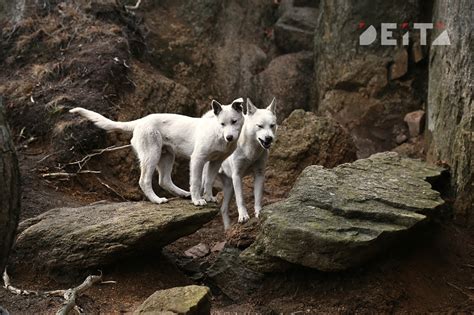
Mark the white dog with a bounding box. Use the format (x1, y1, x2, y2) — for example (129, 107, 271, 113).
(203, 98, 277, 229)
(69, 98, 244, 206)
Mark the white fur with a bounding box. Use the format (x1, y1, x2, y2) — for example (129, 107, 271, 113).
(70, 98, 244, 206)
(203, 98, 277, 229)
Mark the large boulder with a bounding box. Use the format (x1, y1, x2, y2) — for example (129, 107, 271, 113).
(134, 285, 211, 315)
(266, 110, 357, 197)
(206, 247, 263, 302)
(254, 52, 313, 122)
(274, 2, 319, 53)
(313, 0, 429, 157)
(242, 152, 445, 272)
(210, 0, 273, 102)
(427, 0, 473, 225)
(11, 200, 217, 276)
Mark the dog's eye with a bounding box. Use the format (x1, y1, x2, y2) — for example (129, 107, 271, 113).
(231, 120, 237, 125)
(221, 123, 225, 126)
(257, 125, 263, 128)
(270, 124, 275, 128)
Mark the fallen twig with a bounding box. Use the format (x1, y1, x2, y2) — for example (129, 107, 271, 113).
(447, 281, 472, 299)
(56, 274, 103, 315)
(36, 150, 65, 164)
(3, 269, 113, 314)
(66, 144, 131, 171)
(41, 170, 101, 178)
(3, 270, 40, 296)
(96, 177, 127, 201)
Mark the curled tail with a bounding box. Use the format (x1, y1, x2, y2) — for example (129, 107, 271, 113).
(69, 107, 137, 132)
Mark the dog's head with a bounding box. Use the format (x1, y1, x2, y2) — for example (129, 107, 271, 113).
(246, 98, 277, 149)
(211, 97, 244, 143)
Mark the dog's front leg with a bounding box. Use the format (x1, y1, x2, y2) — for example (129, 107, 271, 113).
(232, 167, 249, 223)
(203, 160, 222, 203)
(190, 154, 207, 206)
(253, 160, 266, 218)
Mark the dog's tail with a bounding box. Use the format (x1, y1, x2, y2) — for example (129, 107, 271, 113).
(69, 107, 137, 132)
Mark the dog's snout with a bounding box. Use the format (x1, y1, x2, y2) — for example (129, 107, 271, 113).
(226, 135, 234, 142)
(264, 136, 273, 143)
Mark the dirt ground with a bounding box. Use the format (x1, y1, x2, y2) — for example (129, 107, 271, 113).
(0, 147, 473, 314)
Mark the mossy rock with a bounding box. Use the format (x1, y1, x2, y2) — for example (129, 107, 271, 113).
(134, 285, 211, 315)
(242, 152, 445, 272)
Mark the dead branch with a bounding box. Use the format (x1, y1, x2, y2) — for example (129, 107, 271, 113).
(3, 270, 40, 296)
(42, 170, 101, 178)
(125, 0, 142, 11)
(36, 150, 65, 164)
(3, 269, 113, 314)
(96, 177, 127, 201)
(66, 144, 131, 171)
(56, 274, 103, 315)
(446, 281, 473, 299)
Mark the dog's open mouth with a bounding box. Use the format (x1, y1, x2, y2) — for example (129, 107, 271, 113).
(259, 138, 272, 149)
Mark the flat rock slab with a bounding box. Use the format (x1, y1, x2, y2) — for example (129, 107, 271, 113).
(12, 200, 217, 275)
(241, 152, 445, 272)
(134, 285, 211, 315)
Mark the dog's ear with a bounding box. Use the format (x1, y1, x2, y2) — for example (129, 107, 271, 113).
(246, 98, 257, 116)
(266, 97, 276, 114)
(231, 97, 244, 113)
(211, 100, 223, 116)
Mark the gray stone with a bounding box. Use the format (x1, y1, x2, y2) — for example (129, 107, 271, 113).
(390, 49, 408, 80)
(134, 285, 211, 315)
(266, 110, 357, 196)
(404, 110, 425, 138)
(206, 247, 263, 302)
(12, 200, 217, 274)
(241, 152, 445, 272)
(211, 241, 226, 253)
(184, 243, 210, 259)
(254, 52, 313, 122)
(213, 42, 267, 100)
(427, 0, 473, 225)
(210, 0, 271, 101)
(274, 6, 319, 53)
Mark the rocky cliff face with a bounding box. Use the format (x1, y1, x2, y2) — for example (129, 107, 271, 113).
(427, 0, 473, 225)
(0, 0, 471, 224)
(312, 0, 431, 157)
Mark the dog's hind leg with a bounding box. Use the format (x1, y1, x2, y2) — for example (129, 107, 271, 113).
(131, 127, 168, 204)
(157, 150, 191, 198)
(220, 175, 234, 230)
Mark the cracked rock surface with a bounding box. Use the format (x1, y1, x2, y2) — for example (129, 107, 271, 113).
(241, 152, 445, 272)
(12, 200, 217, 276)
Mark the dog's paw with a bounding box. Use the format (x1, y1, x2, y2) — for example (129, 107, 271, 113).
(180, 191, 191, 198)
(152, 197, 168, 204)
(204, 195, 217, 203)
(255, 208, 261, 218)
(238, 211, 250, 223)
(192, 198, 207, 206)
